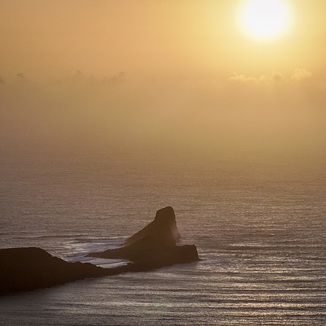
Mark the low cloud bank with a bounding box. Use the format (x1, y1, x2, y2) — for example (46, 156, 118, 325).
(0, 69, 325, 159)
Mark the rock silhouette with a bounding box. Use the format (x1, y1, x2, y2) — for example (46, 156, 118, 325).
(124, 206, 181, 248)
(0, 247, 109, 295)
(88, 206, 198, 265)
(0, 207, 199, 295)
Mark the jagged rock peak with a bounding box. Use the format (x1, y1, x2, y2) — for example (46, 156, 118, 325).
(154, 206, 176, 223)
(89, 206, 197, 265)
(123, 206, 181, 247)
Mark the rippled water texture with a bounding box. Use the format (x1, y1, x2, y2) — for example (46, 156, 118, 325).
(0, 151, 325, 325)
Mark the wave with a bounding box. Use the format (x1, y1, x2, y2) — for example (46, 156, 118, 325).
(62, 236, 129, 268)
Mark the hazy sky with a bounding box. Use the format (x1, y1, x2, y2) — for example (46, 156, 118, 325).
(1, 0, 326, 157)
(1, 0, 326, 78)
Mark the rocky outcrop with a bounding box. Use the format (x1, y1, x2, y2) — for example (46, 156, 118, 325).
(1, 207, 199, 295)
(124, 206, 181, 248)
(0, 247, 109, 295)
(89, 206, 199, 266)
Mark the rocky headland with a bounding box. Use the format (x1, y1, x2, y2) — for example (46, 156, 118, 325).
(0, 247, 109, 295)
(0, 207, 199, 295)
(88, 206, 198, 266)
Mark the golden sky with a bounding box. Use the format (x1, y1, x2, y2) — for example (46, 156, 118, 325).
(1, 0, 326, 78)
(1, 0, 326, 157)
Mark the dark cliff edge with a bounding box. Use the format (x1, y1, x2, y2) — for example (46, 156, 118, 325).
(0, 207, 199, 296)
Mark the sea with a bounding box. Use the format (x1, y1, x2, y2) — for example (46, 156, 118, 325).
(0, 149, 325, 326)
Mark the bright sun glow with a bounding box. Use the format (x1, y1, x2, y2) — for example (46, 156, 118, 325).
(241, 0, 290, 39)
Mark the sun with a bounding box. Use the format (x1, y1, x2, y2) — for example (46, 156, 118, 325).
(240, 0, 291, 40)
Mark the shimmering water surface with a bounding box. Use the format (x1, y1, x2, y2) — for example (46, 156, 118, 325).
(1, 151, 325, 325)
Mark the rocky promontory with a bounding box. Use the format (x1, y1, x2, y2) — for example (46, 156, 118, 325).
(1, 207, 199, 295)
(0, 247, 109, 295)
(88, 206, 199, 266)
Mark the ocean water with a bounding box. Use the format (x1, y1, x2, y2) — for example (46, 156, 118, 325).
(0, 150, 325, 325)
